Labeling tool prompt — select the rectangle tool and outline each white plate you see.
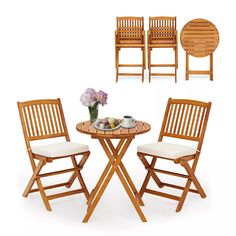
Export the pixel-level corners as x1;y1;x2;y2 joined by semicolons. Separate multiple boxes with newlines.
120;121;136;129
93;122;120;131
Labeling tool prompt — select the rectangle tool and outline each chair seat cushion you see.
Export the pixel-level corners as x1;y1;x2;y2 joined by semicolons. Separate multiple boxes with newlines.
137;142;196;159
31;142;89;158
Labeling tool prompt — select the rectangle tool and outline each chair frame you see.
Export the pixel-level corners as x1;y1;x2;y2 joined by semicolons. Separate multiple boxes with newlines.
115;16;146;82
137;98;211;212
147;17;178;83
18;98;90;211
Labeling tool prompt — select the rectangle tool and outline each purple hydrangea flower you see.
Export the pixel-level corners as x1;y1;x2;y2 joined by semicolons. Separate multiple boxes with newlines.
80;88;108;107
97;90;108;106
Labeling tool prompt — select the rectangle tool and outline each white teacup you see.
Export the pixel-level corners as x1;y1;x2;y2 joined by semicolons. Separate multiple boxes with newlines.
123;115;135;127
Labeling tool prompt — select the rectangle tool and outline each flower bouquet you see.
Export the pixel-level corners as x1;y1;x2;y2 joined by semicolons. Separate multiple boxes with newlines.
80;88;108;122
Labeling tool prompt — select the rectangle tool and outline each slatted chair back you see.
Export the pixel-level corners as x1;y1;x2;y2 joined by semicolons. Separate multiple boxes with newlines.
17;99;69;145
159;98;211;149
149;16;176;42
116;16;144;44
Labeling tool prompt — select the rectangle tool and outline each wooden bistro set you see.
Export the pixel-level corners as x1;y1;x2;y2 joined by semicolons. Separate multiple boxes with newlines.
18;98;211;222
115;17;219;82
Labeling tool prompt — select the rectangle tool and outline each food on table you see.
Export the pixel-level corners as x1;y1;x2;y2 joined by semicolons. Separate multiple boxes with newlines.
95;117;120;129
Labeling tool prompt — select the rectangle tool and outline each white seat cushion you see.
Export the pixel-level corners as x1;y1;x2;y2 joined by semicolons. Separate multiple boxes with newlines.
137;142;196;159
31;142;89;158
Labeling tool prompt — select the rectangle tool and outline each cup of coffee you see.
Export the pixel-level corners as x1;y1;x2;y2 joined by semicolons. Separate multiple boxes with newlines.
123;115;135;127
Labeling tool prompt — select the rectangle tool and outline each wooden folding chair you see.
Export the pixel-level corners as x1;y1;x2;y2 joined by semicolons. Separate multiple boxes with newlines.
115;16;146;82
137;98;211;212
17;98;90;211
148;17;178;82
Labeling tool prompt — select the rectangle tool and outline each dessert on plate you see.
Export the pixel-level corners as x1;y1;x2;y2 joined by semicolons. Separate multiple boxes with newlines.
94;117;120;130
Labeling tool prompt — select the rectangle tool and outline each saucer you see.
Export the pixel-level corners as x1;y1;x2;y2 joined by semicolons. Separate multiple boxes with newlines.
120;121;136;129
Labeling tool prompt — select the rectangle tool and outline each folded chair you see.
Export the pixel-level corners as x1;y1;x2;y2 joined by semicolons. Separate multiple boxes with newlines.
148;17;178;82
115;16;146;82
137;98;211;212
17;98;90;211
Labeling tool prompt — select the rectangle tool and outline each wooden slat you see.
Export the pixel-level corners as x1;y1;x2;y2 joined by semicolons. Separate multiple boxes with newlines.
29;182;69;193
31;105;39;136
169;104;178;133
51;104;59;133
118;64;143;67
151;73;175;76
162;182;199;193
27;106;35;137
39;167;82;178
173;104;182;134
39;104;47;135
55;104;63;133
47;104;55;134
151;64;175;67
180;105;190;135
197;107;206;138
193;106;201;137
118;73;142;76
189;70;211;74
47;189;84;200
165;103;173;132
22;106;31;137
43;104;51;134
145;189;180;201
35;105;43;135
177;104;186;134
185;104;193;136
120;127;129;134
83;121;91;132
146;167;188;178
189;105;197;136
136;121;144;133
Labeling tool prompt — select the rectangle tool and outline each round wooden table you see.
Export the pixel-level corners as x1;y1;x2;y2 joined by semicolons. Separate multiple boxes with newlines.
76;120;151;222
180;18;219;80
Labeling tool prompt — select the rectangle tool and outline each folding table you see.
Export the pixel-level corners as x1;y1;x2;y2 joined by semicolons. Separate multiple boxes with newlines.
76;120;151;222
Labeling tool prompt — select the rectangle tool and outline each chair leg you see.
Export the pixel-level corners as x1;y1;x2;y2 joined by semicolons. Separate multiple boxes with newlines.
23;159;46;197
138;154;163;198
180;160;206;198
148;48;151;83
176;159;206;212
141;48;144;83
116;48;119;82
66;152;90;188
176;179;191;212
23;158;52;211
70;155;90;201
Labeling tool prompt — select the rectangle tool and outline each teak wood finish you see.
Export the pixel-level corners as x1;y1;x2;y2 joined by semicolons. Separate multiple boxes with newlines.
148;16;178;82
115;16;146;82
138;98;211;212
17;99;90;211
180;18;219;80
76;121;151;222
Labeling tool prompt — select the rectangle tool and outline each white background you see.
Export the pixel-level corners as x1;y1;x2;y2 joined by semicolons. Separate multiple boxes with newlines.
0;0;235;235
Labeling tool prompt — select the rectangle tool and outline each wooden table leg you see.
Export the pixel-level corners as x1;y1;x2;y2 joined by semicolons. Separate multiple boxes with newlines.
103;138;147;221
83;137;147;222
87;160;113;205
106;139;145;206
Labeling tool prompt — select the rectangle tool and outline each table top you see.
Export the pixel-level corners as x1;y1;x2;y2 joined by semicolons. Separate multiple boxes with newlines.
180;18;219;57
76;120;151;138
